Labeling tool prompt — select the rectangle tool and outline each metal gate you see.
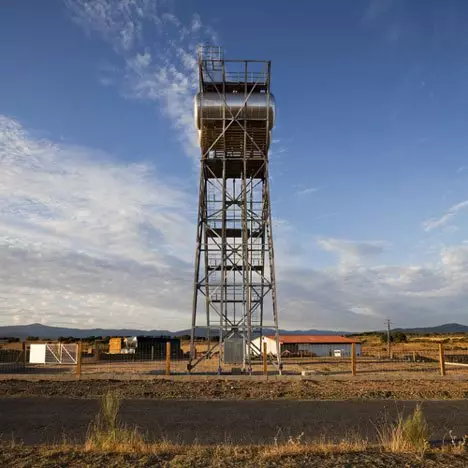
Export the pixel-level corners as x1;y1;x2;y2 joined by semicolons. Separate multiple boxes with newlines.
45;343;78;364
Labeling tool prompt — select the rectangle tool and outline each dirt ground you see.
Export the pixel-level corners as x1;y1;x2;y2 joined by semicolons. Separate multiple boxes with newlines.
1;444;467;467
0;378;467;400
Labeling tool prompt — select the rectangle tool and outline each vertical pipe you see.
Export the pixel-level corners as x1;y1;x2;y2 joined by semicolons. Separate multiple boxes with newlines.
351;342;356;376
219;157;227;375
204;182;211;356
166;341;171;376
264;61;281;375
190;171;205;365
439;342;446;376
242;158;252;373
263;341;268;377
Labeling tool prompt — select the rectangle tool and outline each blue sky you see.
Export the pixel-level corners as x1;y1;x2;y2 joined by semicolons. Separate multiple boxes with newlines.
1;0;468;331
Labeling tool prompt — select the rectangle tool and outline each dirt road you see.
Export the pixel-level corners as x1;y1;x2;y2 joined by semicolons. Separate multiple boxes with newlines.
1;398;467;445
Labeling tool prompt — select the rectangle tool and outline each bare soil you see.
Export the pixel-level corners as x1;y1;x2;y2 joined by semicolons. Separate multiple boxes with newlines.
0;378;467;400
1;444;467;467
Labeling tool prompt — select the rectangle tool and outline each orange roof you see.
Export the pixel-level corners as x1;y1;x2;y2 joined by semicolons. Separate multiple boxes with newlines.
266;335;359;344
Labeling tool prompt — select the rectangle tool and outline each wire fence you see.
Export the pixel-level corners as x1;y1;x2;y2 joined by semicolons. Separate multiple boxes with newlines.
0;343;78;375
1;341;468;378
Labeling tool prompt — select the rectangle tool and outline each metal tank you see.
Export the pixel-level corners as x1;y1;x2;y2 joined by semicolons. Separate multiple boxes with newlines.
194;92;275;130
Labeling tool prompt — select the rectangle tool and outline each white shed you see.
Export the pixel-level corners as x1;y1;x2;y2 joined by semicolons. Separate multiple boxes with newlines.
251;335;361;357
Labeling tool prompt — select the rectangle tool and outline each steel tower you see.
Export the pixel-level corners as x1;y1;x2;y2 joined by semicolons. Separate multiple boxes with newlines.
188;46;281;374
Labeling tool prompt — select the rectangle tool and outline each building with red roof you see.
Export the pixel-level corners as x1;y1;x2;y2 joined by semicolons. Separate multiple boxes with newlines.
251;335;361;357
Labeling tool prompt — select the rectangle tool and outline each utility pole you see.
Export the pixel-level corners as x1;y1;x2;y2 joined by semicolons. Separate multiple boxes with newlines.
386;319;392;359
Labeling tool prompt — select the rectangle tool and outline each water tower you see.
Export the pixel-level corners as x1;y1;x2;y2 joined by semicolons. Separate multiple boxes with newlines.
188;46;281;374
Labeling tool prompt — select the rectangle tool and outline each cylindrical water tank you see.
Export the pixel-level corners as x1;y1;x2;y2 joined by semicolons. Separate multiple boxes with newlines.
194;92;275;130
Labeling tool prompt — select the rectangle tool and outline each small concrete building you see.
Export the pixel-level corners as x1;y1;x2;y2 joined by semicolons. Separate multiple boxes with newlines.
252;335;361;357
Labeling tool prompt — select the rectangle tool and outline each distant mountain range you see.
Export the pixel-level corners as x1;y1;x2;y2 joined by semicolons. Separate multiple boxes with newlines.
0;322;467;339
0;323;348;339
393;323;468;334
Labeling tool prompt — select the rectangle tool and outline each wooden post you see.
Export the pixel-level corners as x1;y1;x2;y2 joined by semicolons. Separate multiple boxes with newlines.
151;346;154;361
351;342;357;376
386;319;392;360
166;341;171;376
76;341;82;378
439;342;446;376
22;341;27;368
263;341;268;377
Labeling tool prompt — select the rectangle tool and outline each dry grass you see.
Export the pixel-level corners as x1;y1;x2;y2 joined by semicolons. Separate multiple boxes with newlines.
85;390;148;452
261;432;369;458
2;443;467;468
376;404;430;457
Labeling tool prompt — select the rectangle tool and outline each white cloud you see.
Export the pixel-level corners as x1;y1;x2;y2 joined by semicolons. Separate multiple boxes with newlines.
2;118;468;331
317;237;387;266
296;186;320;196
422;199;468;231
276;241;468;331
65;0;217;159
0;115;194;328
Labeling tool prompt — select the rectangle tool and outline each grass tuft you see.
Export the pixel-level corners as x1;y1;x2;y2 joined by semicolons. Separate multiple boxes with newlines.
85;390;147;452
377;403;430;457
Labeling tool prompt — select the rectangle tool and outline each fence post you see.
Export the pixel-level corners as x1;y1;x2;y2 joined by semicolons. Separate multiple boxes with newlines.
76;341;82;378
22;341;27;369
151;346;154;361
439;342;446;376
263;341;268;377
351;342;357;376
166;341;171;376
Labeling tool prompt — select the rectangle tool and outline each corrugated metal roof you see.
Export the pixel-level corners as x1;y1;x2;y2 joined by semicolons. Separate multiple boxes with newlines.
265;335;359;344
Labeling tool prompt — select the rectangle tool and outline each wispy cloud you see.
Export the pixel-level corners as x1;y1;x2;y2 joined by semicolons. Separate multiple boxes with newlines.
296;186;321;196
361;0;395;24
422;200;468;232
0;115;194;327
277;237;468;330
65;0;217;159
317;237;387;265
361;0;407;45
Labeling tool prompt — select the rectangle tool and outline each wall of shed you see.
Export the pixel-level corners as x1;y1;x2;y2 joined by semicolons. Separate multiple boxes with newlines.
251;337;278;356
251;338;361;357
296;343;361;357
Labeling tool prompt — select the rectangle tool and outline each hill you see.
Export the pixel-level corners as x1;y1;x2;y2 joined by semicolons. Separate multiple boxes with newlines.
0;323;347;339
0;322;466;340
393;323;468;334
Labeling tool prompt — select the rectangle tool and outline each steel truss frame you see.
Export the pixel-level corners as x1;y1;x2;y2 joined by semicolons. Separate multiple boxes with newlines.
189;47;281;374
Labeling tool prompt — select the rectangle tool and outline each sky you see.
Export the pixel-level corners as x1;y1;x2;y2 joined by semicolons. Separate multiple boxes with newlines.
1;0;468;331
